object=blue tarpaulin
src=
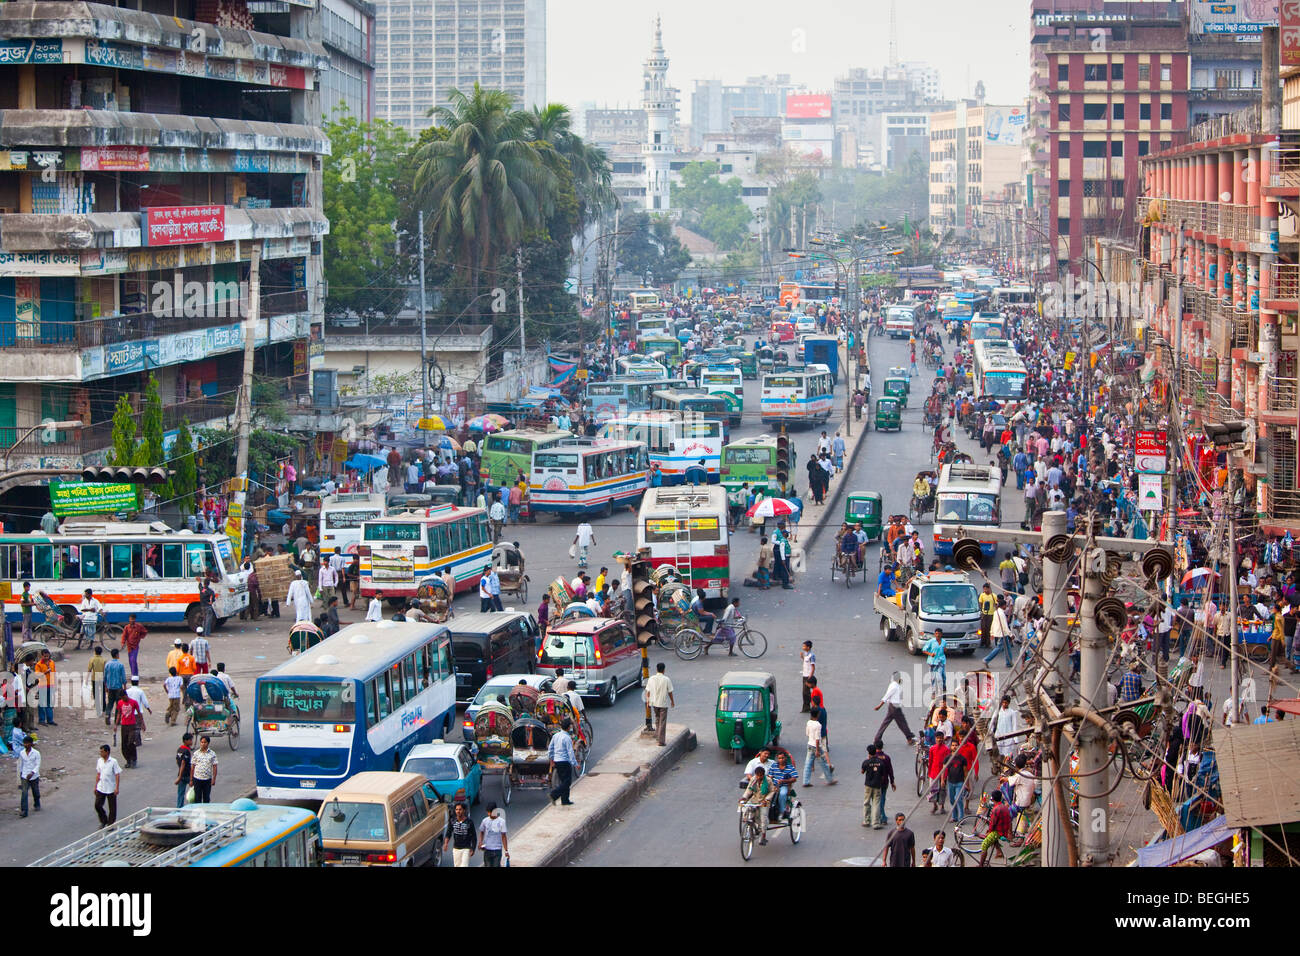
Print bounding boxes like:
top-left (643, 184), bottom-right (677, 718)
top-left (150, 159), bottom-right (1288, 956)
top-left (343, 453), bottom-right (385, 473)
top-left (1135, 815), bottom-right (1230, 867)
top-left (549, 354), bottom-right (578, 385)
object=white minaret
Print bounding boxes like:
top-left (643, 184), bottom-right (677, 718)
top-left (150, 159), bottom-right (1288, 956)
top-left (642, 16), bottom-right (673, 212)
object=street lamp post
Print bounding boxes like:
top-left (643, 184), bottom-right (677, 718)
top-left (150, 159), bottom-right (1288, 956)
top-left (2, 420), bottom-right (84, 473)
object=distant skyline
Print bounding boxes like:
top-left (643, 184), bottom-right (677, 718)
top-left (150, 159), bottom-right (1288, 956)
top-left (546, 0), bottom-right (1030, 110)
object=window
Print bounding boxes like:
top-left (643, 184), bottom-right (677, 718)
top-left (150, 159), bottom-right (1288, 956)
top-left (1058, 102), bottom-right (1070, 123)
top-left (1139, 63), bottom-right (1150, 82)
top-left (1160, 102), bottom-right (1172, 121)
top-left (185, 542), bottom-right (210, 577)
top-left (1160, 65), bottom-right (1171, 82)
top-left (34, 545), bottom-right (53, 580)
top-left (1112, 103), bottom-right (1124, 120)
top-left (1083, 103), bottom-right (1106, 121)
top-left (1111, 140), bottom-right (1123, 157)
top-left (374, 674), bottom-right (392, 722)
top-left (1057, 63), bottom-right (1068, 82)
top-left (1138, 139), bottom-right (1150, 156)
top-left (111, 543), bottom-right (135, 579)
top-left (1215, 68), bottom-right (1242, 89)
top-left (392, 794), bottom-right (423, 835)
top-left (162, 543), bottom-right (183, 579)
top-left (1083, 64), bottom-right (1106, 82)
top-left (1082, 140), bottom-right (1107, 158)
top-left (1111, 62), bottom-right (1124, 81)
top-left (1112, 179), bottom-right (1126, 197)
top-left (389, 662), bottom-right (405, 708)
top-left (81, 544), bottom-right (101, 579)
top-left (1057, 217), bottom-right (1070, 237)
top-left (1139, 102), bottom-right (1151, 121)
top-left (403, 653), bottom-right (419, 697)
top-left (1059, 139), bottom-right (1070, 158)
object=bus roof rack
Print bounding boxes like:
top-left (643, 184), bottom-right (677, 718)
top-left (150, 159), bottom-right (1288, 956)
top-left (57, 520), bottom-right (175, 536)
top-left (946, 463), bottom-right (996, 481)
top-left (28, 806), bottom-right (248, 867)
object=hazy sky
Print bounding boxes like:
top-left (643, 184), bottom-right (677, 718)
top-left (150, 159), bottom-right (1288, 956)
top-left (547, 0), bottom-right (1031, 110)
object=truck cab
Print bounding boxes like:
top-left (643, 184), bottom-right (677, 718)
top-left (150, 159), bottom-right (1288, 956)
top-left (873, 570), bottom-right (983, 656)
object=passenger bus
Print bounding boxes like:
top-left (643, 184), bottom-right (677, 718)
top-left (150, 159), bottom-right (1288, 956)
top-left (636, 485), bottom-right (730, 599)
top-left (30, 801), bottom-right (323, 867)
top-left (584, 377), bottom-right (689, 423)
top-left (992, 285), bottom-right (1034, 308)
top-left (478, 428), bottom-right (573, 487)
top-left (650, 387), bottom-right (737, 431)
top-left (628, 290), bottom-right (660, 310)
top-left (614, 356), bottom-right (669, 379)
top-left (698, 363), bottom-right (744, 402)
top-left (968, 312), bottom-right (1007, 345)
top-left (0, 520), bottom-right (247, 629)
top-left (971, 339), bottom-right (1029, 401)
top-left (636, 313), bottom-right (672, 341)
top-left (760, 368), bottom-right (834, 427)
top-left (721, 435), bottom-right (794, 496)
top-left (884, 304), bottom-right (918, 339)
top-left (254, 620), bottom-right (457, 800)
top-left (640, 335), bottom-right (683, 365)
top-left (358, 506), bottom-right (491, 601)
top-left (599, 412), bottom-right (724, 484)
top-left (932, 462), bottom-right (1003, 560)
top-left (529, 438), bottom-right (650, 516)
top-left (320, 492), bottom-right (387, 557)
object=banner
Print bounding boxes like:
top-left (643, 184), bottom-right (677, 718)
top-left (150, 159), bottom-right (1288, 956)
top-left (50, 481), bottom-right (136, 517)
top-left (1285, 0), bottom-right (1300, 65)
top-left (1135, 429), bottom-right (1168, 474)
top-left (143, 205), bottom-right (226, 246)
top-left (1138, 474), bottom-right (1164, 511)
top-left (549, 354), bottom-right (578, 385)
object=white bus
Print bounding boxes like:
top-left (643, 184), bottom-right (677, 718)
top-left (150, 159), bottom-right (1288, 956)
top-left (319, 492), bottom-right (387, 557)
top-left (760, 368), bottom-right (834, 427)
top-left (584, 377), bottom-right (690, 423)
top-left (529, 438), bottom-right (650, 517)
top-left (699, 364), bottom-right (744, 401)
top-left (968, 312), bottom-right (1007, 346)
top-left (636, 485), bottom-right (730, 599)
top-left (358, 507), bottom-right (491, 601)
top-left (0, 520), bottom-right (248, 629)
top-left (254, 620), bottom-right (457, 800)
top-left (971, 339), bottom-right (1028, 401)
top-left (614, 357), bottom-right (669, 379)
top-left (599, 412), bottom-right (724, 484)
top-left (636, 313), bottom-right (672, 341)
top-left (992, 285), bottom-right (1034, 308)
top-left (885, 304), bottom-right (918, 339)
top-left (932, 462), bottom-right (1003, 561)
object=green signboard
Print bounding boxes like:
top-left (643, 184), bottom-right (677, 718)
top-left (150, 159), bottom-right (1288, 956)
top-left (49, 481), bottom-right (136, 517)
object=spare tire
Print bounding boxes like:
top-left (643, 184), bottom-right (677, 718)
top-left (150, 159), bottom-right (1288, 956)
top-left (140, 818), bottom-right (204, 847)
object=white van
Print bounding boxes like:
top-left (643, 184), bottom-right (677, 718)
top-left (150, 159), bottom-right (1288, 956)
top-left (319, 492), bottom-right (387, 556)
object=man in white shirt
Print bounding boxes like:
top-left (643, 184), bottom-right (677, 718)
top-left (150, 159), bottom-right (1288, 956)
top-left (872, 672), bottom-right (915, 746)
top-left (489, 499), bottom-right (507, 543)
top-left (643, 662), bottom-right (675, 745)
top-left (928, 830), bottom-right (956, 867)
top-left (94, 744), bottom-right (123, 828)
top-left (317, 560), bottom-right (338, 610)
top-left (573, 522), bottom-right (595, 569)
top-left (17, 735), bottom-right (40, 817)
top-left (126, 677), bottom-right (152, 738)
top-left (285, 570), bottom-right (315, 625)
top-left (366, 591), bottom-right (384, 622)
top-left (743, 747), bottom-right (773, 781)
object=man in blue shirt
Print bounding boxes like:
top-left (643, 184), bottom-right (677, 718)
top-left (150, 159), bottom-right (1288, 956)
top-left (487, 568), bottom-right (503, 612)
top-left (547, 718), bottom-right (578, 806)
top-left (1118, 662), bottom-right (1143, 704)
top-left (103, 648), bottom-right (127, 728)
top-left (877, 564), bottom-right (896, 597)
top-left (922, 629), bottom-right (948, 699)
top-left (767, 749), bottom-right (798, 818)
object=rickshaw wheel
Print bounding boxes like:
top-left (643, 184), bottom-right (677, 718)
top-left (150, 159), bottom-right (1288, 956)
top-left (739, 813), bottom-right (756, 860)
top-left (739, 629), bottom-right (767, 659)
top-left (674, 628), bottom-right (704, 661)
top-left (789, 802), bottom-right (805, 843)
top-left (519, 578), bottom-right (528, 602)
top-left (228, 716), bottom-right (240, 750)
top-left (34, 623), bottom-right (63, 648)
top-left (501, 771), bottom-right (512, 806)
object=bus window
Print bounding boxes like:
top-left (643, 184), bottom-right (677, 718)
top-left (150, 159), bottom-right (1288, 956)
top-left (185, 543), bottom-right (209, 577)
top-left (283, 830), bottom-right (308, 866)
top-left (111, 544), bottom-right (134, 579)
top-left (81, 544), bottom-right (101, 579)
top-left (0, 545), bottom-right (12, 579)
top-left (163, 544), bottom-right (184, 579)
top-left (34, 545), bottom-right (53, 580)
top-left (375, 674), bottom-right (392, 721)
top-left (419, 644), bottom-right (434, 684)
top-left (403, 654), bottom-right (420, 696)
top-left (366, 680), bottom-right (381, 727)
top-left (389, 662), bottom-right (405, 708)
top-left (438, 642), bottom-right (452, 679)
top-left (471, 518), bottom-right (485, 548)
top-left (434, 525), bottom-right (451, 557)
top-left (249, 842), bottom-right (286, 867)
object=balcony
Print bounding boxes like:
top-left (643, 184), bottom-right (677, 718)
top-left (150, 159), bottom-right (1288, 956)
top-left (1270, 487), bottom-right (1300, 522)
top-left (1267, 263), bottom-right (1300, 301)
top-left (1268, 143), bottom-right (1300, 194)
top-left (1268, 376), bottom-right (1298, 415)
top-left (1230, 308), bottom-right (1256, 351)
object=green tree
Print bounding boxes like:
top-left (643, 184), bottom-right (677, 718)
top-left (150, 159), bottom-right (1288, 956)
top-left (196, 428), bottom-right (300, 490)
top-left (671, 161), bottom-right (751, 250)
top-left (617, 210), bottom-right (693, 286)
top-left (170, 417), bottom-right (197, 516)
top-left (107, 393), bottom-right (140, 469)
top-left (140, 373), bottom-right (170, 497)
top-left (323, 108), bottom-right (415, 320)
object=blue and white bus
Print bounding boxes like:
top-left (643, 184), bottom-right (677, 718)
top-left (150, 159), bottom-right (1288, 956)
top-left (254, 620), bottom-right (457, 801)
top-left (614, 357), bottom-right (669, 379)
top-left (971, 339), bottom-right (1028, 401)
top-left (599, 411), bottom-right (724, 484)
top-left (759, 368), bottom-right (834, 427)
top-left (932, 461), bottom-right (1003, 560)
top-left (584, 377), bottom-right (691, 423)
top-left (529, 438), bottom-right (650, 516)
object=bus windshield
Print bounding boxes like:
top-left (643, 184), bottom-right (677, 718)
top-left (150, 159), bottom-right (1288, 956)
top-left (363, 523), bottom-right (424, 541)
top-left (983, 373), bottom-right (1026, 398)
top-left (935, 493), bottom-right (1000, 524)
top-left (534, 452), bottom-right (580, 469)
top-left (920, 585), bottom-right (980, 615)
top-left (257, 680), bottom-right (357, 722)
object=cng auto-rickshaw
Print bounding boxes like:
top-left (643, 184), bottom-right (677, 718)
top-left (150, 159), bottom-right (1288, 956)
top-left (738, 351), bottom-right (758, 379)
top-left (716, 671), bottom-right (781, 763)
top-left (883, 376), bottom-right (909, 407)
top-left (844, 491), bottom-right (884, 540)
top-left (887, 367), bottom-right (911, 394)
top-left (757, 346), bottom-right (775, 375)
top-left (875, 396), bottom-right (902, 431)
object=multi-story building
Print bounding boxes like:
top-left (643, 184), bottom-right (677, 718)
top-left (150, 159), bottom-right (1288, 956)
top-left (880, 111), bottom-right (932, 169)
top-left (689, 75), bottom-right (793, 148)
top-left (833, 65), bottom-right (937, 163)
top-left (928, 102), bottom-right (1025, 238)
top-left (375, 0), bottom-right (545, 134)
top-left (319, 0), bottom-right (376, 122)
top-left (584, 107), bottom-right (647, 148)
top-left (1028, 0), bottom-right (1190, 277)
top-left (0, 0), bottom-right (330, 506)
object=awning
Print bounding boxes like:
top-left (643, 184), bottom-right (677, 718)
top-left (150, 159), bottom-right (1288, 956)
top-left (1135, 815), bottom-right (1231, 867)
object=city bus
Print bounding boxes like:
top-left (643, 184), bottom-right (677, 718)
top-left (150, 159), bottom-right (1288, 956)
top-left (650, 387), bottom-right (737, 432)
top-left (640, 335), bottom-right (683, 365)
top-left (320, 492), bottom-right (387, 557)
top-left (932, 461), bottom-right (1003, 560)
top-left (614, 357), bottom-right (669, 379)
top-left (637, 485), bottom-right (730, 599)
top-left (478, 428), bottom-right (573, 487)
top-left (627, 290), bottom-right (661, 311)
top-left (357, 506), bottom-right (491, 601)
top-left (254, 620), bottom-right (457, 800)
top-left (720, 435), bottom-right (794, 496)
top-left (971, 339), bottom-right (1028, 401)
top-left (699, 363), bottom-right (744, 402)
top-left (885, 304), bottom-right (918, 339)
top-left (992, 285), bottom-right (1034, 308)
top-left (760, 368), bottom-right (834, 427)
top-left (529, 438), bottom-right (650, 516)
top-left (584, 377), bottom-right (689, 423)
top-left (599, 412), bottom-right (724, 484)
top-left (30, 801), bottom-right (324, 867)
top-left (636, 313), bottom-right (672, 341)
top-left (0, 520), bottom-right (248, 629)
top-left (968, 312), bottom-right (1007, 345)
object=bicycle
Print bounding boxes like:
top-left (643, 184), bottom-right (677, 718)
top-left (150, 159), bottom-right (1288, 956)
top-left (738, 794), bottom-right (805, 861)
top-left (677, 616), bottom-right (767, 660)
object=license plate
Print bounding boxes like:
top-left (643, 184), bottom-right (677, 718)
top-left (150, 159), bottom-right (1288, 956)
top-left (456, 673), bottom-right (470, 681)
top-left (301, 779), bottom-right (317, 788)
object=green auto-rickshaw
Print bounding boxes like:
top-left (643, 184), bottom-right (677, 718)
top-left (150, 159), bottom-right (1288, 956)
top-left (887, 367), bottom-right (911, 394)
top-left (875, 396), bottom-right (902, 431)
top-left (756, 346), bottom-right (775, 375)
top-left (882, 376), bottom-right (909, 407)
top-left (844, 491), bottom-right (884, 540)
top-left (738, 351), bottom-right (757, 379)
top-left (716, 671), bottom-right (781, 764)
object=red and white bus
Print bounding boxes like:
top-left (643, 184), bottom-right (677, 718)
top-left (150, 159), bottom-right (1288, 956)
top-left (635, 485), bottom-right (730, 600)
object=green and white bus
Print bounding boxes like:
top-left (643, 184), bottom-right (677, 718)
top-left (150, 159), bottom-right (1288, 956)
top-left (478, 428), bottom-right (573, 487)
top-left (720, 435), bottom-right (795, 497)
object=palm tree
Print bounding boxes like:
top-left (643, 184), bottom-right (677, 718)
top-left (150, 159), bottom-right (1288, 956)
top-left (523, 103), bottom-right (615, 226)
top-left (413, 84), bottom-right (557, 316)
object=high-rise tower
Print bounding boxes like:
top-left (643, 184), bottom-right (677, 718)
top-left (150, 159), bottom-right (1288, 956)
top-left (642, 16), bottom-right (674, 212)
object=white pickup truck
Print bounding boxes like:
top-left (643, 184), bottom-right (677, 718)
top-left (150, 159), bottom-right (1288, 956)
top-left (873, 570), bottom-right (984, 656)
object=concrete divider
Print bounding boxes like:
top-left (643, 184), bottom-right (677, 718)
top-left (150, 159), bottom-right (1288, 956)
top-left (508, 723), bottom-right (697, 867)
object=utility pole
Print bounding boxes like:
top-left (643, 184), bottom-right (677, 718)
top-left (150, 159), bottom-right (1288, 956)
top-left (418, 210), bottom-right (429, 430)
top-left (516, 246), bottom-right (527, 397)
top-left (235, 244), bottom-right (260, 482)
top-left (1075, 524), bottom-right (1112, 866)
top-left (1227, 469), bottom-right (1241, 724)
top-left (1036, 509), bottom-right (1072, 867)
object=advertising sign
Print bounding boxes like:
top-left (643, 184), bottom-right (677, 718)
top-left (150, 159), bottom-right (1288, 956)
top-left (143, 205), bottom-right (226, 246)
top-left (785, 93), bottom-right (832, 119)
top-left (1135, 429), bottom-right (1168, 474)
top-left (81, 146), bottom-right (150, 172)
top-left (1284, 0), bottom-right (1300, 64)
top-left (984, 107), bottom-right (1027, 146)
top-left (50, 481), bottom-right (137, 517)
top-left (1138, 474), bottom-right (1164, 511)
top-left (1191, 0), bottom-right (1278, 33)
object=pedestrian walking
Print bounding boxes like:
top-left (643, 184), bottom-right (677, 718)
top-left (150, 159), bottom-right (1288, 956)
top-left (19, 581), bottom-right (33, 641)
top-left (884, 813), bottom-right (916, 867)
top-left (103, 648), bottom-right (127, 726)
top-left (113, 689), bottom-right (142, 768)
top-left (121, 614), bottom-right (147, 678)
top-left (478, 803), bottom-right (509, 866)
top-left (860, 743), bottom-right (887, 829)
top-left (445, 802), bottom-right (475, 866)
top-left (547, 718), bottom-right (578, 807)
top-left (17, 734), bottom-right (40, 817)
top-left (286, 570), bottom-right (314, 624)
top-left (872, 671), bottom-right (916, 746)
top-left (94, 744), bottom-right (122, 828)
top-left (982, 596), bottom-right (1014, 667)
top-left (190, 627), bottom-right (211, 675)
top-left (190, 735), bottom-right (218, 802)
top-left (126, 677), bottom-right (152, 739)
top-left (366, 590), bottom-right (384, 622)
top-left (945, 737), bottom-right (968, 823)
top-left (643, 662), bottom-right (675, 746)
top-left (34, 649), bottom-right (56, 725)
top-left (175, 733), bottom-right (193, 808)
top-left (572, 522), bottom-right (595, 569)
top-left (86, 645), bottom-right (107, 718)
top-left (163, 667), bottom-right (183, 726)
top-left (800, 640), bottom-right (816, 713)
top-left (479, 569), bottom-right (494, 613)
top-left (802, 706), bottom-right (835, 786)
top-left (923, 629), bottom-right (948, 699)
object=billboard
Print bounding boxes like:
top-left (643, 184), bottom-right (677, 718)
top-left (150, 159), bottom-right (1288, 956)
top-left (50, 481), bottom-right (137, 517)
top-left (984, 107), bottom-right (1027, 146)
top-left (1135, 429), bottom-right (1168, 474)
top-left (1190, 0), bottom-right (1278, 33)
top-left (1285, 0), bottom-right (1300, 65)
top-left (785, 93), bottom-right (832, 120)
top-left (143, 205), bottom-right (226, 246)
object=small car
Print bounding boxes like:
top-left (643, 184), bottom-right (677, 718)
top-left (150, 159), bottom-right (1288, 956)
top-left (461, 673), bottom-right (553, 741)
top-left (401, 741), bottom-right (484, 806)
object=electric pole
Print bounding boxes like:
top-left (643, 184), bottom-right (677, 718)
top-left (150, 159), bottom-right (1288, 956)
top-left (517, 246), bottom-right (527, 397)
top-left (1075, 528), bottom-right (1111, 866)
top-left (235, 243), bottom-right (260, 482)
top-left (418, 210), bottom-right (429, 429)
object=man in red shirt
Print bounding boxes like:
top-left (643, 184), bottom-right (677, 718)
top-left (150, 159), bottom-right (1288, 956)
top-left (114, 693), bottom-right (142, 768)
top-left (121, 614), bottom-right (147, 679)
top-left (979, 790), bottom-right (1012, 866)
top-left (927, 732), bottom-right (949, 814)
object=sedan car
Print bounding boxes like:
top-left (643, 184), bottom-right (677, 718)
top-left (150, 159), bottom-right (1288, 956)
top-left (401, 742), bottom-right (483, 805)
top-left (461, 672), bottom-right (553, 741)
top-left (795, 315), bottom-right (817, 333)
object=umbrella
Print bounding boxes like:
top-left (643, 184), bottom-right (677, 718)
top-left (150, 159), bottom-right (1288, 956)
top-left (343, 453), bottom-right (385, 473)
top-left (1181, 568), bottom-right (1219, 589)
top-left (466, 414), bottom-right (509, 432)
top-left (438, 435), bottom-right (462, 453)
top-left (417, 415), bottom-right (448, 431)
top-left (746, 497), bottom-right (800, 519)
